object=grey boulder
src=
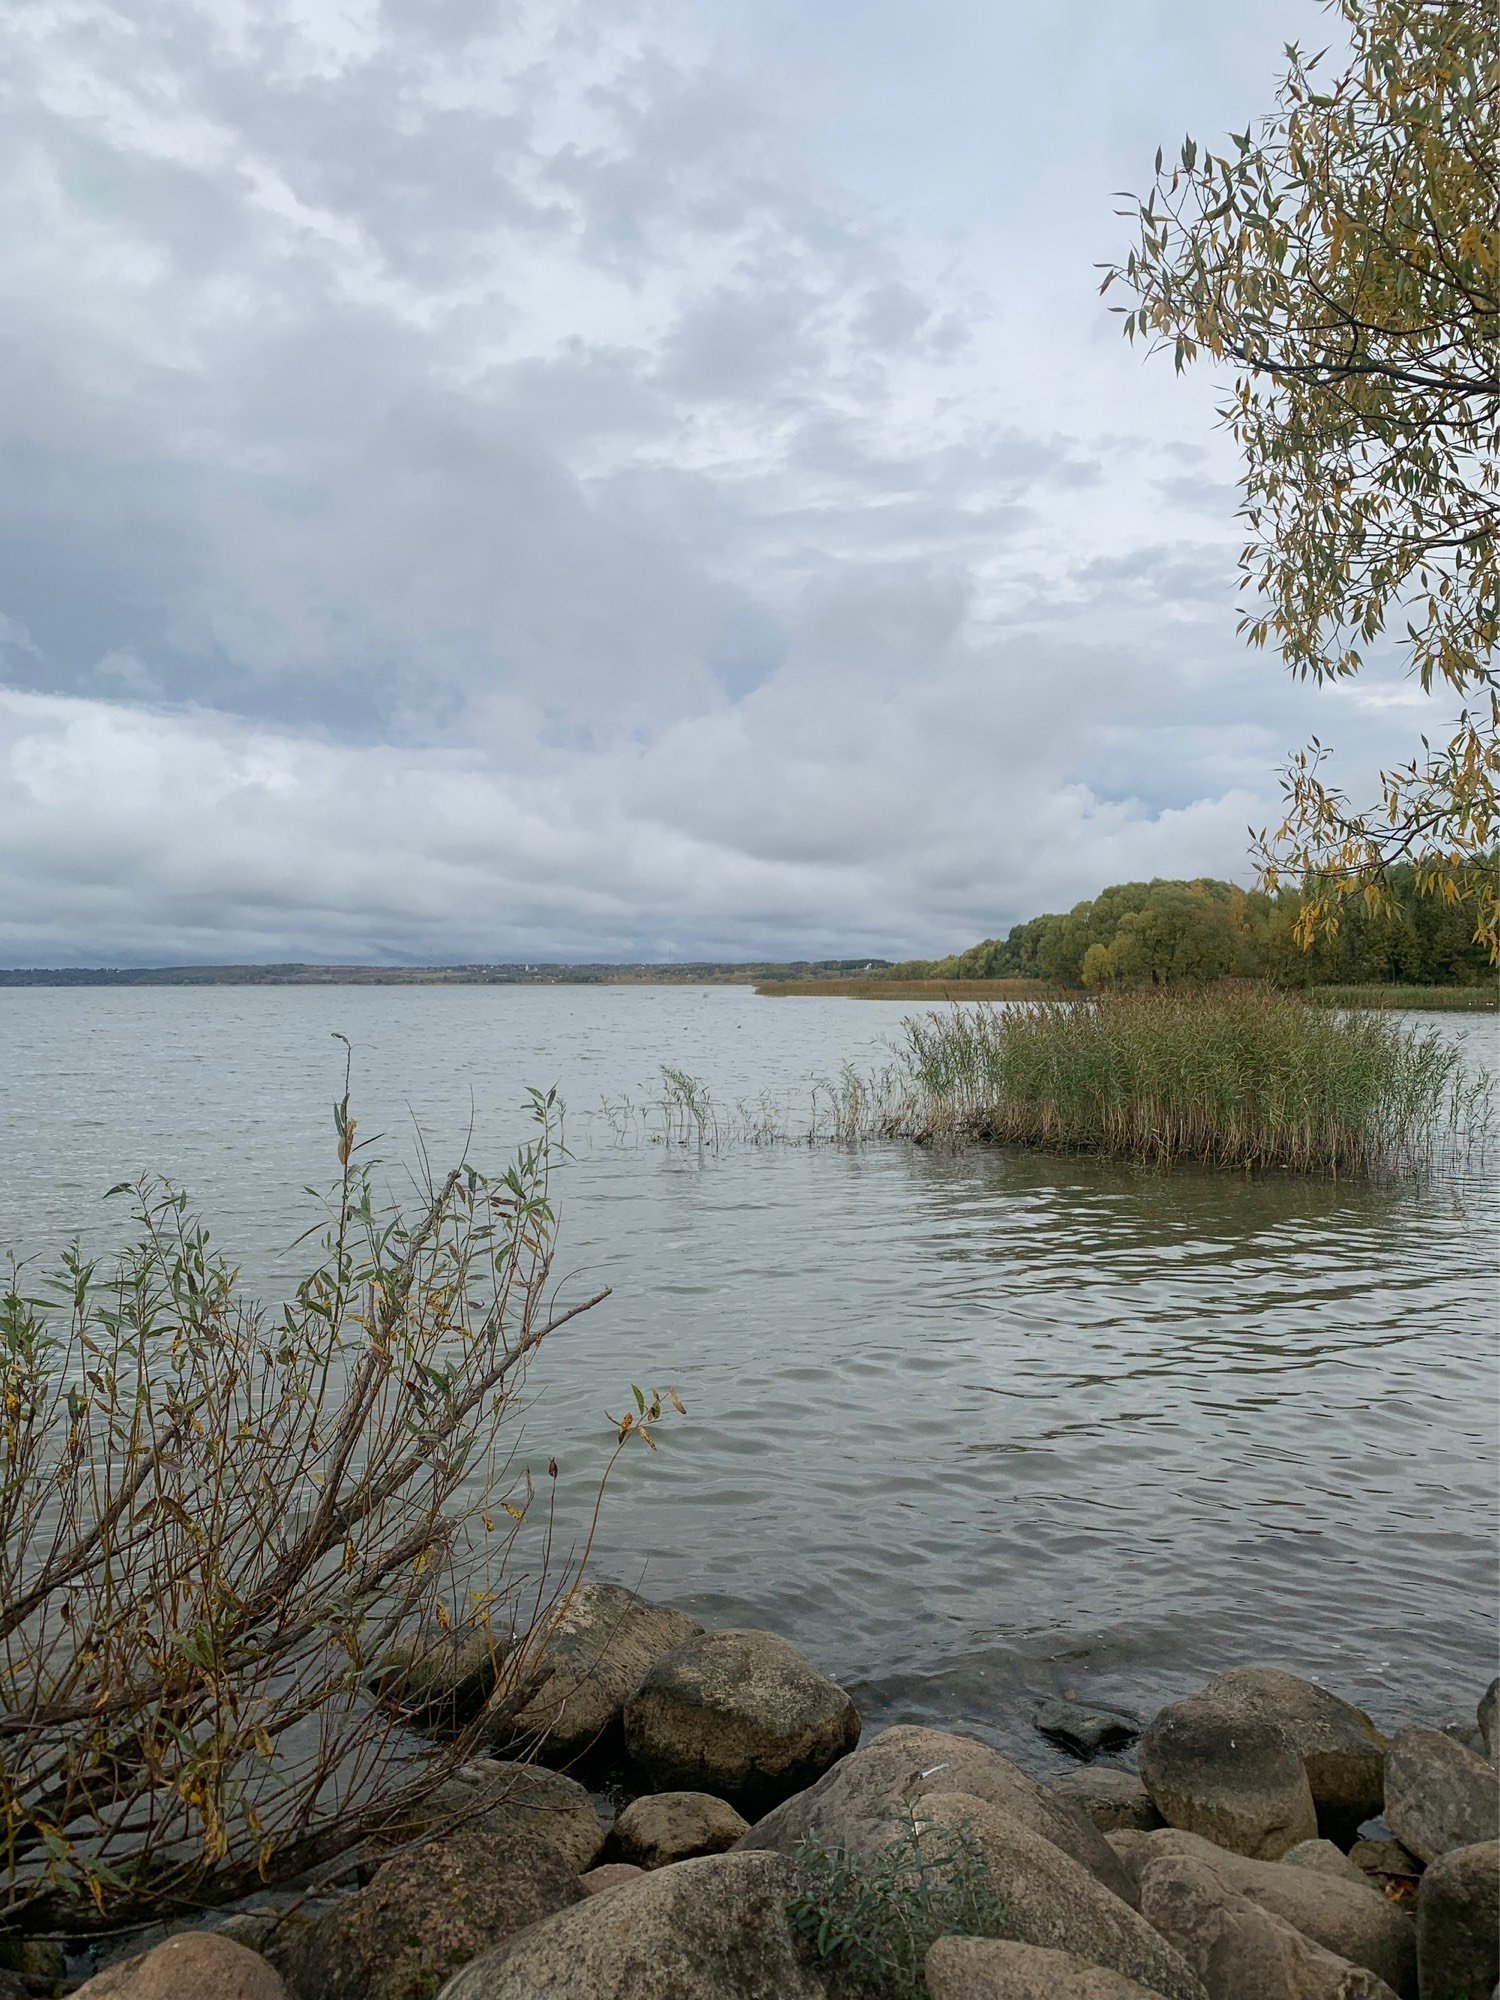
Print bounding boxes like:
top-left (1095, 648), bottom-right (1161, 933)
top-left (374, 1758), bottom-right (604, 1873)
top-left (1050, 1767), bottom-right (1164, 1834)
top-left (1139, 1693), bottom-right (1318, 1859)
top-left (904, 1792), bottom-right (1206, 2000)
top-left (1107, 1827), bottom-right (1414, 1995)
top-left (370, 1619), bottom-right (505, 1730)
top-left (1144, 1696), bottom-right (1320, 1864)
top-left (737, 1722), bottom-right (1136, 1904)
top-left (1416, 1840), bottom-right (1498, 2000)
top-left (1281, 1840), bottom-right (1373, 1886)
top-left (1384, 1727), bottom-right (1500, 1864)
top-left (280, 1828), bottom-right (583, 2000)
top-left (1036, 1698), bottom-right (1143, 1760)
top-left (434, 1849), bottom-right (824, 1999)
top-left (623, 1627), bottom-right (859, 1817)
top-left (608, 1790), bottom-right (749, 1868)
top-left (1139, 1851), bottom-right (1401, 2000)
top-left (1200, 1668), bottom-right (1389, 1847)
top-left (925, 1937), bottom-right (1174, 1999)
top-left (498, 1582), bottom-right (703, 1764)
top-left (71, 1936), bottom-right (289, 2000)
top-left (1479, 1680), bottom-right (1497, 1764)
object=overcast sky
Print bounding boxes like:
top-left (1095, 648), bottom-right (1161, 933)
top-left (0, 0), bottom-right (1424, 965)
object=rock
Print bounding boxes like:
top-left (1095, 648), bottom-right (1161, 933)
top-left (371, 1618), bottom-right (505, 1729)
top-left (0, 1943), bottom-right (64, 1996)
top-left (579, 1863), bottom-right (644, 1895)
top-left (925, 1937), bottom-right (1173, 1999)
top-left (70, 1934), bottom-right (290, 2000)
top-left (1139, 1852), bottom-right (1401, 2000)
top-left (737, 1722), bottom-right (1137, 1904)
top-left (1036, 1699), bottom-right (1144, 1760)
top-left (1050, 1768), bottom-right (1164, 1834)
top-left (499, 1582), bottom-right (703, 1765)
top-left (1107, 1827), bottom-right (1414, 1994)
top-left (434, 1849), bottom-right (824, 1999)
top-left (1416, 1841), bottom-right (1498, 2000)
top-left (1349, 1839), bottom-right (1424, 1881)
top-left (375, 1757), bottom-right (605, 1872)
top-left (0, 1976), bottom-right (24, 2000)
top-left (1282, 1840), bottom-right (1373, 1885)
top-left (1384, 1727), bottom-right (1500, 1864)
top-left (904, 1793), bottom-right (1205, 1999)
top-left (1201, 1667), bottom-right (1389, 1847)
top-left (1139, 1693), bottom-right (1318, 1859)
top-left (280, 1827), bottom-right (583, 2000)
top-left (622, 1627), bottom-right (860, 1817)
top-left (1480, 1681), bottom-right (1498, 1764)
top-left (608, 1790), bottom-right (749, 1868)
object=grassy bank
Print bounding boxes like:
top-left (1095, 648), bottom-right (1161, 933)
top-left (898, 987), bottom-right (1486, 1174)
top-left (757, 976), bottom-right (1496, 1008)
top-left (755, 977), bottom-right (1063, 1001)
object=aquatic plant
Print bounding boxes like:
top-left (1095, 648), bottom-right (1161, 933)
top-left (787, 1808), bottom-right (1009, 2000)
top-left (900, 986), bottom-right (1489, 1174)
top-left (0, 1063), bottom-right (669, 1934)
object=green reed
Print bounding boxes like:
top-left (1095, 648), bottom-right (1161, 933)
top-left (898, 987), bottom-right (1489, 1175)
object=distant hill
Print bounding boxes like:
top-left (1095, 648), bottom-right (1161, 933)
top-left (0, 959), bottom-right (892, 987)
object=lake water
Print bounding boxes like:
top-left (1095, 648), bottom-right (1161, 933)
top-left (2, 984), bottom-right (1496, 1773)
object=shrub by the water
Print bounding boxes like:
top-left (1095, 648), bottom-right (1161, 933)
top-left (787, 1810), bottom-right (1009, 2000)
top-left (0, 1074), bottom-right (665, 1935)
top-left (900, 986), bottom-right (1486, 1174)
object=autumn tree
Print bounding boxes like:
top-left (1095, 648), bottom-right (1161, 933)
top-left (1102, 0), bottom-right (1498, 954)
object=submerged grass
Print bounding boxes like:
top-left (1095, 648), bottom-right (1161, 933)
top-left (900, 987), bottom-right (1487, 1174)
top-left (1307, 983), bottom-right (1497, 1012)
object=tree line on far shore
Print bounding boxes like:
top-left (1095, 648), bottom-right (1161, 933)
top-left (892, 867), bottom-right (1497, 991)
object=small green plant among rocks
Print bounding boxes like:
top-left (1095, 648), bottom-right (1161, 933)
top-left (786, 1809), bottom-right (1009, 2000)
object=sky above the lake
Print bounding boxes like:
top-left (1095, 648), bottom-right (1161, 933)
top-left (0, 0), bottom-right (1427, 965)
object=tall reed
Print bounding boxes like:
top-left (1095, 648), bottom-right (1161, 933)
top-left (899, 987), bottom-right (1486, 1174)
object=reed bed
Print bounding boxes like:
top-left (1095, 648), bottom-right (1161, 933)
top-left (589, 988), bottom-right (1487, 1176)
top-left (900, 987), bottom-right (1487, 1174)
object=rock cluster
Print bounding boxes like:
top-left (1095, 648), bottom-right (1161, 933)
top-left (58, 1615), bottom-right (1498, 2000)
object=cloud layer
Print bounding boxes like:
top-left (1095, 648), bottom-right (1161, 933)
top-left (0, 0), bottom-right (1415, 963)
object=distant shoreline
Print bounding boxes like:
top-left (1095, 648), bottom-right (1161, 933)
top-left (0, 961), bottom-right (884, 988)
top-left (0, 966), bottom-right (1492, 1008)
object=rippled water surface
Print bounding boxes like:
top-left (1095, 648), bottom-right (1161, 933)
top-left (3, 984), bottom-right (1496, 1770)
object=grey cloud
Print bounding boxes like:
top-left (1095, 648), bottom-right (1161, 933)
top-left (0, 0), bottom-right (1427, 964)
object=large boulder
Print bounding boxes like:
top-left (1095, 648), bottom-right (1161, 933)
top-left (1139, 1852), bottom-right (1401, 2000)
top-left (1384, 1727), bottom-right (1500, 1864)
top-left (279, 1828), bottom-right (583, 2000)
top-left (371, 1618), bottom-right (507, 1730)
top-left (1103, 1827), bottom-right (1413, 1995)
top-left (373, 1757), bottom-right (604, 1872)
top-left (434, 1849), bottom-right (824, 1999)
top-left (71, 1936), bottom-right (289, 2000)
top-left (1200, 1669), bottom-right (1388, 1847)
top-left (906, 1793), bottom-right (1206, 2000)
top-left (623, 1628), bottom-right (859, 1817)
top-left (1139, 1693), bottom-right (1318, 1859)
top-left (608, 1790), bottom-right (749, 1868)
top-left (1479, 1681), bottom-right (1497, 1764)
top-left (1050, 1768), bottom-right (1164, 1834)
top-left (737, 1723), bottom-right (1136, 1904)
top-left (498, 1582), bottom-right (703, 1764)
top-left (1416, 1841), bottom-right (1499, 2000)
top-left (925, 1937), bottom-right (1174, 1999)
